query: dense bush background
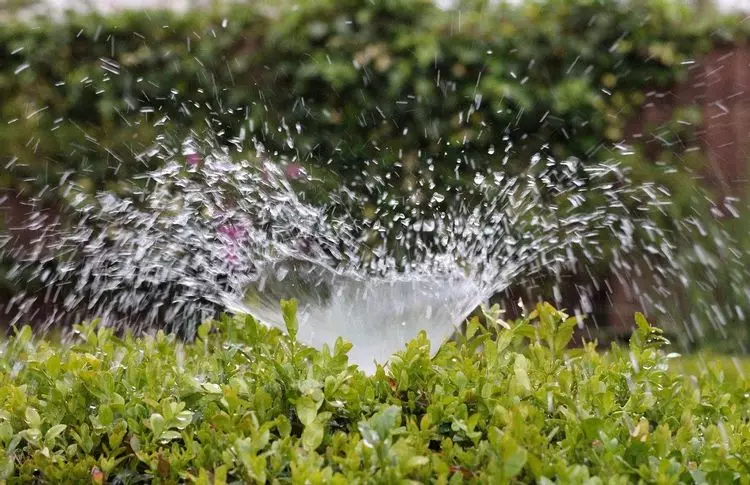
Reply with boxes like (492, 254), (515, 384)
(1, 0), (750, 346)
(1, 0), (743, 194)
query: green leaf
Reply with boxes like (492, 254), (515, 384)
(513, 354), (531, 394)
(406, 456), (429, 469)
(44, 424), (67, 444)
(358, 421), (380, 448)
(276, 415), (291, 438)
(149, 413), (165, 437)
(214, 465), (229, 485)
(25, 408), (41, 429)
(158, 430), (183, 442)
(197, 321), (212, 340)
(296, 396), (320, 427)
(201, 382), (222, 394)
(334, 337), (353, 356)
(174, 411), (194, 430)
(98, 405), (114, 427)
(301, 421), (324, 451)
(634, 312), (650, 334)
(281, 299), (299, 339)
(297, 379), (323, 398)
(108, 421), (128, 449)
(129, 436), (141, 453)
(581, 418), (604, 441)
(690, 469), (708, 485)
(0, 454), (14, 480)
(14, 325), (33, 345)
(554, 317), (578, 354)
(0, 421), (13, 444)
(65, 443), (77, 458)
(496, 330), (513, 355)
(19, 428), (42, 446)
(369, 405), (401, 440)
(500, 435), (528, 478)
(515, 323), (537, 339)
(46, 354), (61, 377)
(466, 318), (480, 340)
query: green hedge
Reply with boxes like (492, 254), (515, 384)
(0, 0), (745, 199)
(1, 302), (749, 483)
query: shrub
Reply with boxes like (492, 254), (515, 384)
(0, 302), (748, 483)
(0, 0), (745, 198)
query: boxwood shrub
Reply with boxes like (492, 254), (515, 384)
(0, 301), (748, 483)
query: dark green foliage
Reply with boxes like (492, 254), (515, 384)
(0, 0), (745, 199)
(0, 303), (748, 483)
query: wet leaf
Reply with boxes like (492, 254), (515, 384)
(281, 299), (298, 339)
(301, 421), (324, 451)
(44, 424), (67, 444)
(295, 396), (320, 427)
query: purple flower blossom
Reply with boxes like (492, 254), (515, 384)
(285, 163), (306, 181)
(185, 152), (202, 167)
(217, 223), (245, 242)
(217, 223), (246, 265)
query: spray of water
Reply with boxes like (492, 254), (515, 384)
(5, 120), (747, 372)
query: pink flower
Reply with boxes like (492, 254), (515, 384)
(185, 152), (202, 167)
(217, 223), (246, 265)
(217, 223), (245, 242)
(285, 163), (306, 181)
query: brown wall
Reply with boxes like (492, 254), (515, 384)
(610, 43), (750, 335)
(626, 44), (750, 198)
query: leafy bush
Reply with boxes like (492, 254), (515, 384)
(0, 0), (746, 198)
(1, 302), (748, 483)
